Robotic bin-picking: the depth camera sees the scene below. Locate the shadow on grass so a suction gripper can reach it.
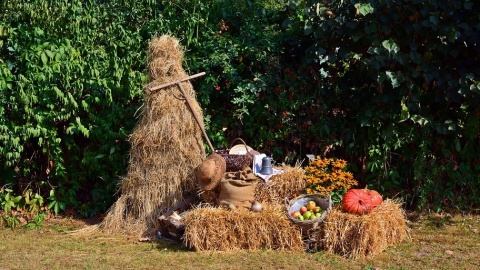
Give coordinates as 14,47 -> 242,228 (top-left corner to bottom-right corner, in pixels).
155,237 -> 193,252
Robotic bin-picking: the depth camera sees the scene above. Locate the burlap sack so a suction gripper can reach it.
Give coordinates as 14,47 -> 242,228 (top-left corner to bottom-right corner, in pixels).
217,167 -> 259,208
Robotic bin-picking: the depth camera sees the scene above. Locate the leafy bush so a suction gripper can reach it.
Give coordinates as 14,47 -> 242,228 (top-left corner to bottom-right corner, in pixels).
1,0 -> 479,214
300,0 -> 480,211
0,0 -> 155,216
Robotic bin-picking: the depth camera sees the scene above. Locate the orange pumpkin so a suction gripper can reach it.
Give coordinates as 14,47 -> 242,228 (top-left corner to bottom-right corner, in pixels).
342,189 -> 373,215
366,189 -> 383,206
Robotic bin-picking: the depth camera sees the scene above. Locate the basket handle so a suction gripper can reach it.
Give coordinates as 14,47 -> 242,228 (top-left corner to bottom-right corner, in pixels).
229,138 -> 249,152
284,197 -> 290,210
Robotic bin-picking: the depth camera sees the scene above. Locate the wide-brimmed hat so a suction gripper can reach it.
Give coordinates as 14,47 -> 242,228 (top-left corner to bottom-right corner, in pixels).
228,144 -> 253,155
195,153 -> 226,191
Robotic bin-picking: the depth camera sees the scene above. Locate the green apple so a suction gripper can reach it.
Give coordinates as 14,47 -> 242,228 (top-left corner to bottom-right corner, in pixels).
314,206 -> 322,213
303,210 -> 313,220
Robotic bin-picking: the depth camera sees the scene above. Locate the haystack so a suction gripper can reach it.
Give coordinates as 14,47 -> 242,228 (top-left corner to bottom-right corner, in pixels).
95,35 -> 206,237
313,199 -> 411,258
182,205 -> 304,251
254,163 -> 306,205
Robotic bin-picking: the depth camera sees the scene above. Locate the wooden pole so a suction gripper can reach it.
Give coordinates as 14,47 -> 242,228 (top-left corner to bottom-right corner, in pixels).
176,82 -> 215,153
149,72 -> 206,92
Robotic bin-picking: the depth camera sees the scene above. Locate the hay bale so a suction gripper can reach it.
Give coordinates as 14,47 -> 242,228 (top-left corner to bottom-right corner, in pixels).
254,164 -> 306,205
96,35 -> 206,237
182,205 -> 304,251
313,199 -> 411,258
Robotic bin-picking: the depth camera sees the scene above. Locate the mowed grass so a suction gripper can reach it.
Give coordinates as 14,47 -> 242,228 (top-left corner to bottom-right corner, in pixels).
0,213 -> 479,270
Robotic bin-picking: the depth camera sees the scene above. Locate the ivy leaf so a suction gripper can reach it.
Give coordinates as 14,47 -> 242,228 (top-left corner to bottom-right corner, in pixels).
411,115 -> 429,126
445,120 -> 456,131
385,71 -> 402,88
45,50 -> 54,59
400,99 -> 410,122
355,3 -> 374,16
41,52 -> 47,65
382,39 -> 399,54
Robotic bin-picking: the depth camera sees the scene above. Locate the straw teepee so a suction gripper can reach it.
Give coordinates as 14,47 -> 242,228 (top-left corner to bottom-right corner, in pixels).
95,35 -> 206,237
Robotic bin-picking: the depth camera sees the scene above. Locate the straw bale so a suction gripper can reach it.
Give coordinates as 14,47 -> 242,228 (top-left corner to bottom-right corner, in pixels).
254,164 -> 307,205
182,205 -> 304,251
314,199 -> 411,258
92,35 -> 206,237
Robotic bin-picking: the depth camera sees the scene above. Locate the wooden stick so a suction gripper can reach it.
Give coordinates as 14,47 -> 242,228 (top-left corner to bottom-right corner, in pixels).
149,72 -> 206,92
176,82 -> 215,153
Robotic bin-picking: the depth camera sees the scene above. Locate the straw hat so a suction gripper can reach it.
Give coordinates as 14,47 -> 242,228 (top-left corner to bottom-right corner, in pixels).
195,153 -> 226,191
228,144 -> 253,155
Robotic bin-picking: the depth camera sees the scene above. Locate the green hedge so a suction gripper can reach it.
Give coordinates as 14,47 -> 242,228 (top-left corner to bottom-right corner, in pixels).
300,0 -> 480,210
1,0 -> 479,215
1,0 -> 162,216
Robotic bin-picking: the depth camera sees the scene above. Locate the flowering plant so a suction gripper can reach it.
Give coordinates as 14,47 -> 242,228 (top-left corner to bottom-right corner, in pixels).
304,157 -> 358,204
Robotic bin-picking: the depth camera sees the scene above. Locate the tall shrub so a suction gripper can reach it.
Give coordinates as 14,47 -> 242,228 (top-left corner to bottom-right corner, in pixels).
0,0 -> 225,216
0,0 -> 159,215
301,0 -> 480,210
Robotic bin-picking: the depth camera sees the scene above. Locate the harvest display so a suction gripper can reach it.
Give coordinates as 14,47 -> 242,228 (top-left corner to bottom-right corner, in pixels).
74,35 -> 411,259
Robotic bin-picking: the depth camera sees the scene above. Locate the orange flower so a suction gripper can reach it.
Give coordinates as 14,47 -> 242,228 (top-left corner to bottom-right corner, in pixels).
304,157 -> 358,196
332,159 -> 347,169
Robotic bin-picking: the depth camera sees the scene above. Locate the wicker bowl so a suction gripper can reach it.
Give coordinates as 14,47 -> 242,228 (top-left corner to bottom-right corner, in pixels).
286,194 -> 332,233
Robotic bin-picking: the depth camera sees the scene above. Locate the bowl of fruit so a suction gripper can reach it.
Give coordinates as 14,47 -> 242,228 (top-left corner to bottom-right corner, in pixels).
286,194 -> 332,231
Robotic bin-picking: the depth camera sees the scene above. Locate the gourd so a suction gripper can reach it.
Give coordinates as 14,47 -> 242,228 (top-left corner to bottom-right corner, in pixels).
342,189 -> 373,215
366,189 -> 383,206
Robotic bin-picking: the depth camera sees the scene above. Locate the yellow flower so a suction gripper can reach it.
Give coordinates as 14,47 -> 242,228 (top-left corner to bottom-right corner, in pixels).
332,159 -> 347,169
304,157 -> 358,195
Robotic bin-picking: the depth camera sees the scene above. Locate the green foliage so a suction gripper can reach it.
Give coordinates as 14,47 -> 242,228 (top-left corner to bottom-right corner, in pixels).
0,185 -> 48,229
188,0 -> 319,162
47,189 -> 65,215
302,0 -> 480,211
0,0 -> 161,216
0,187 -> 22,213
1,0 -> 479,214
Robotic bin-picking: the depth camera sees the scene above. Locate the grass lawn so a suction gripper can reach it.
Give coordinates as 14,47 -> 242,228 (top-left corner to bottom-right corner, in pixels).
0,212 -> 479,270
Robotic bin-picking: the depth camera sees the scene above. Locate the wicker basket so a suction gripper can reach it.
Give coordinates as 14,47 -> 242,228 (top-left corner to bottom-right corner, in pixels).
216,138 -> 254,172
285,194 -> 332,234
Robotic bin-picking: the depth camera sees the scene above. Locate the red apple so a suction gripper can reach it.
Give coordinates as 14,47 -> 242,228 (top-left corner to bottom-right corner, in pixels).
299,206 -> 308,214
291,211 -> 301,219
